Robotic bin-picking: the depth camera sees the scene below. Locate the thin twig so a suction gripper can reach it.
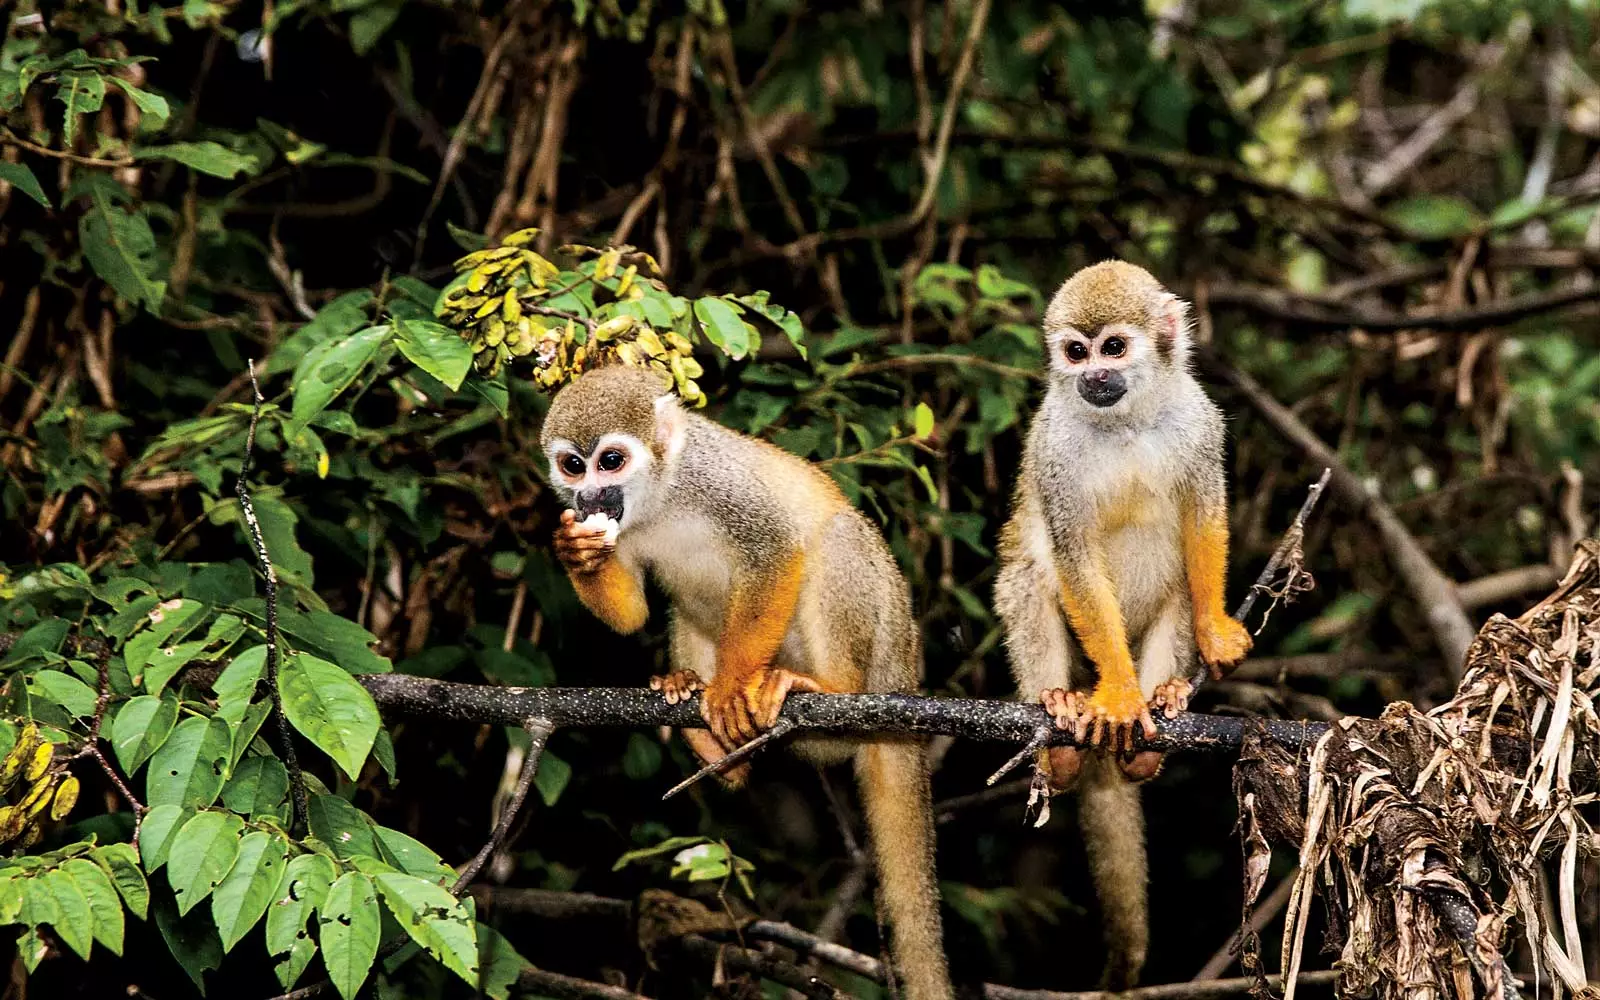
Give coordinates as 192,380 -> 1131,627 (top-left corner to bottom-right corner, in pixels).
660,717 -> 796,800
451,717 -> 553,895
236,360 -> 309,832
1232,469 -> 1332,625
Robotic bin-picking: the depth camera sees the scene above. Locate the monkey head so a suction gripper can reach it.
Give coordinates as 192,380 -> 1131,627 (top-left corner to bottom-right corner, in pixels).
539,365 -> 686,532
1042,260 -> 1194,424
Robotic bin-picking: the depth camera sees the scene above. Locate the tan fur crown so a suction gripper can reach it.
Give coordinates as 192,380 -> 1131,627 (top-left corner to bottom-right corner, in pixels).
1043,260 -> 1170,332
539,363 -> 674,453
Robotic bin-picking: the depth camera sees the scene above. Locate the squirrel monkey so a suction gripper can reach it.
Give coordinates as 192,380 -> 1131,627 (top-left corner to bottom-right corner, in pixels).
994,260 -> 1252,988
540,365 -> 952,1000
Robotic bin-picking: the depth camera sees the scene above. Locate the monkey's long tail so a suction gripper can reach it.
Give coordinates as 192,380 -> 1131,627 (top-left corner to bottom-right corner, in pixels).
1078,754 -> 1149,989
855,739 -> 953,1000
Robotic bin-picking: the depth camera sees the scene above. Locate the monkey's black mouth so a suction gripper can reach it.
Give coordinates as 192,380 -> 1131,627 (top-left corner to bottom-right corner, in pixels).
574,486 -> 625,522
1077,371 -> 1128,408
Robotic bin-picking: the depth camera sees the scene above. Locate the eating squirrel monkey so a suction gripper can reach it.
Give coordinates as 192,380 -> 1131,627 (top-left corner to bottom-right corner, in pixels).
994,260 -> 1252,988
540,365 -> 952,1000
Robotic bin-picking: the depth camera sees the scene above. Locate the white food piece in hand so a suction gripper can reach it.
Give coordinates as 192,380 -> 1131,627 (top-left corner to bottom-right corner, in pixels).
580,512 -> 620,544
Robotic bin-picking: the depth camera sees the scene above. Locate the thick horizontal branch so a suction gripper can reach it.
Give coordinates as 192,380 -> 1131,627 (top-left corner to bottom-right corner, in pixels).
1205,280 -> 1600,333
360,675 -> 1326,754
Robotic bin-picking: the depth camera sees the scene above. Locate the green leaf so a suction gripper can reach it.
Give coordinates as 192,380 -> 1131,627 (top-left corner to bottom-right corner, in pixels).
280,652 -> 380,781
373,872 -> 479,985
974,263 -> 1037,301
275,936 -> 318,991
91,843 -> 149,919
40,868 -> 93,959
62,858 -> 124,956
138,804 -> 192,873
108,78 -> 170,124
124,597 -> 205,684
372,826 -> 452,882
476,923 -> 532,1000
112,694 -> 179,775
211,831 -> 290,952
266,853 -> 336,956
133,141 -> 260,179
213,645 -> 266,725
147,715 -> 232,810
307,794 -> 381,860
26,669 -> 97,717
533,750 -> 571,806
465,368 -> 509,416
913,402 -> 935,440
694,297 -> 754,359
394,319 -> 473,391
319,872 -> 381,1000
221,755 -> 290,822
154,895 -> 223,995
1388,194 -> 1484,240
289,325 -> 392,436
0,162 -> 50,209
167,810 -> 244,915
621,732 -> 662,781
349,0 -> 402,54
55,71 -> 106,144
78,178 -> 166,312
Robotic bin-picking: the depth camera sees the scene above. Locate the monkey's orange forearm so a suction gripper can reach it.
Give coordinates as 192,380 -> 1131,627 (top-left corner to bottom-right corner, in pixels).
715,551 -> 806,684
1181,503 -> 1231,627
1057,565 -> 1139,695
569,559 -> 649,635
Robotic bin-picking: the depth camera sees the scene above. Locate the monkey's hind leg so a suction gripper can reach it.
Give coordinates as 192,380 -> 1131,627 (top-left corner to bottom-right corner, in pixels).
1119,595 -> 1190,784
668,618 -> 750,789
995,534 -> 1083,791
855,739 -> 952,1000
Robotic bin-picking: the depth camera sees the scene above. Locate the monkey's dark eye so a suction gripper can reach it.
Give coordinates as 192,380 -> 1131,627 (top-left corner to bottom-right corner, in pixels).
597,449 -> 626,472
560,454 -> 585,477
1065,341 -> 1089,362
1101,337 -> 1126,358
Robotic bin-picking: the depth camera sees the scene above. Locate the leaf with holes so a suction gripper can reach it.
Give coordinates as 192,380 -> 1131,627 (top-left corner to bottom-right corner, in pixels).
266,853 -> 335,958
91,843 -> 148,919
373,872 -> 479,985
55,70 -> 106,144
280,652 -> 379,781
147,716 -> 231,810
319,872 -> 381,1000
77,177 -> 166,313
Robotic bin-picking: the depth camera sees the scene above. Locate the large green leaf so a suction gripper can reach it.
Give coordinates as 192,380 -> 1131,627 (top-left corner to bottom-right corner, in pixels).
694,296 -> 754,359
0,163 -> 50,209
265,853 -> 335,957
154,896 -> 223,995
211,831 -> 290,952
77,177 -> 166,312
213,645 -> 266,726
289,325 -> 392,437
112,694 -> 179,774
138,804 -> 192,873
26,669 -> 97,717
167,810 -> 244,915
55,70 -> 106,144
91,843 -> 149,919
319,872 -> 381,1000
476,923 -> 533,1000
107,77 -> 170,124
394,319 -> 472,391
1388,194 -> 1484,240
373,873 -> 479,985
221,756 -> 289,822
40,868 -> 93,959
61,858 -> 124,956
133,142 -> 261,179
307,793 -> 380,860
146,716 -> 232,810
280,652 -> 380,781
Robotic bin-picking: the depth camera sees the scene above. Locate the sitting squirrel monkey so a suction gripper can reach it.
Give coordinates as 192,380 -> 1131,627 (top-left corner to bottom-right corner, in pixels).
541,365 -> 952,1000
994,260 -> 1252,988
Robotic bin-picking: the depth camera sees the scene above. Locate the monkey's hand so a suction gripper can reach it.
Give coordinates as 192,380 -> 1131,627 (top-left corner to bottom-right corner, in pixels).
701,667 -> 826,748
1149,676 -> 1192,720
649,670 -> 704,705
1196,615 -> 1252,680
554,509 -> 615,575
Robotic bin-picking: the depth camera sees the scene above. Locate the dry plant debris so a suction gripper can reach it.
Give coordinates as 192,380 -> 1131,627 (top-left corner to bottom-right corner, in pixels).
1236,541 -> 1600,1000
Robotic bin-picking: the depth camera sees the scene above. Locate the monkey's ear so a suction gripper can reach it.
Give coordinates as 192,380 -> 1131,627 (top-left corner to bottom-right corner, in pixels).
1154,291 -> 1194,358
653,393 -> 687,462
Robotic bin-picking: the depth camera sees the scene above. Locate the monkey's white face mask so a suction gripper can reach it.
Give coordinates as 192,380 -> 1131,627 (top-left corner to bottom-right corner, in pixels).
543,394 -> 686,535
